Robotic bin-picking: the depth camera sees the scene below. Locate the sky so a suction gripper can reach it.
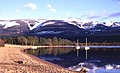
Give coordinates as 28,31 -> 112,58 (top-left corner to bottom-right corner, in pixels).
0,0 -> 120,22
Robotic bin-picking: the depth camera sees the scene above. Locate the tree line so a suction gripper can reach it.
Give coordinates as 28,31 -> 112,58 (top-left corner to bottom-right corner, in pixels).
3,36 -> 75,46
1,36 -> 120,46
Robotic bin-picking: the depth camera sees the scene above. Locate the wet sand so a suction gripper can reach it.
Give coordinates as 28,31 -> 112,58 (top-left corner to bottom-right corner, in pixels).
0,44 -> 84,73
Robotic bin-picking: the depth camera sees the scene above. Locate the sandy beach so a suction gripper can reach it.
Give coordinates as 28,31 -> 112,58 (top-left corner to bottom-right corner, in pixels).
0,44 -> 85,73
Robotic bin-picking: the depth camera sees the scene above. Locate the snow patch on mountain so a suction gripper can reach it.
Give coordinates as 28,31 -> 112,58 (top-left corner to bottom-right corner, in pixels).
42,22 -> 55,26
106,22 -> 119,27
65,17 -> 94,29
0,21 -> 8,25
28,22 -> 40,30
0,20 -> 20,28
4,21 -> 20,29
36,31 -> 63,35
27,19 -> 46,30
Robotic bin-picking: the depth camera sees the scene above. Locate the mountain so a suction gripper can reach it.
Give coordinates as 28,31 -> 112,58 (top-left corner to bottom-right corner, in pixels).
0,20 -> 29,36
0,18 -> 120,42
30,20 -> 86,35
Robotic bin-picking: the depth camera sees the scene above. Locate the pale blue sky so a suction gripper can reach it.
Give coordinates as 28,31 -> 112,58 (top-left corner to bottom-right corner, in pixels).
0,0 -> 120,21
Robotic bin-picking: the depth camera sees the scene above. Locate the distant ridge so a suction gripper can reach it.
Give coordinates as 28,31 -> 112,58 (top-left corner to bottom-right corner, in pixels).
0,18 -> 120,42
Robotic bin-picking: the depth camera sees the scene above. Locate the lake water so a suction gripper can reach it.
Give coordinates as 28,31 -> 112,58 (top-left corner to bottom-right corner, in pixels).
26,47 -> 120,73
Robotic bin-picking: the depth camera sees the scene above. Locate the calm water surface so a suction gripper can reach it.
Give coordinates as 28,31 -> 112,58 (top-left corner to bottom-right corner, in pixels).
27,47 -> 120,73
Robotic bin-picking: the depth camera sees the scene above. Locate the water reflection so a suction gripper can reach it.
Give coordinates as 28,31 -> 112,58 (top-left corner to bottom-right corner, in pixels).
27,47 -> 76,56
26,47 -> 120,73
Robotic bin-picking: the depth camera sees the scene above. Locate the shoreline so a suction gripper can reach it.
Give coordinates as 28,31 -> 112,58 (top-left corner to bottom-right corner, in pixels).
0,44 -> 82,73
20,47 -> 68,69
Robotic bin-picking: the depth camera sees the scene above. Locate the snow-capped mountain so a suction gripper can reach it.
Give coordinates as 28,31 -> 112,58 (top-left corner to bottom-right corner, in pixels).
0,20 -> 29,35
0,18 -> 120,36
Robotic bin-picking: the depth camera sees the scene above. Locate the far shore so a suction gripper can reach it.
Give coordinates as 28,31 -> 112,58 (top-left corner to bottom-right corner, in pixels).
0,44 -> 86,73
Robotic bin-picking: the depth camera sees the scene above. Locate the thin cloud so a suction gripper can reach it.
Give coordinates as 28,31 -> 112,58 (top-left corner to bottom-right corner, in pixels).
109,12 -> 120,17
16,9 -> 22,13
113,0 -> 120,4
85,10 -> 110,20
47,4 -> 56,13
85,11 -> 101,19
88,11 -> 97,16
100,12 -> 120,20
24,3 -> 37,10
113,0 -> 120,1
87,16 -> 101,19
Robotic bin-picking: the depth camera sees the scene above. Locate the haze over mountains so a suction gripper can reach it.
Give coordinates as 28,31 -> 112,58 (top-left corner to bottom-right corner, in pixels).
0,18 -> 120,42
